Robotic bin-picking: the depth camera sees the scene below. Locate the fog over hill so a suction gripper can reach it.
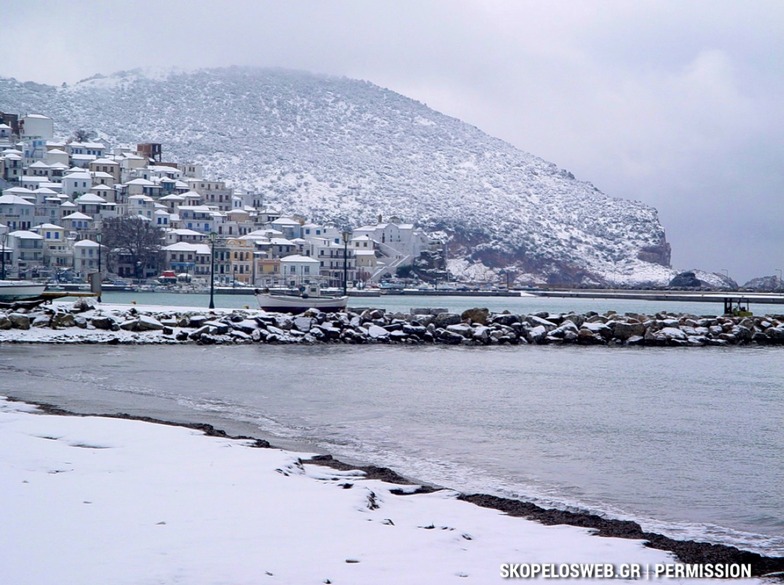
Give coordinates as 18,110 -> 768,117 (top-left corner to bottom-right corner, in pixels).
0,67 -> 675,285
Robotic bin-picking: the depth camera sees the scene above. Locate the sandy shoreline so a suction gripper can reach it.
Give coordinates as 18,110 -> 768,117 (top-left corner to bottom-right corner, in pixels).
6,396 -> 783,581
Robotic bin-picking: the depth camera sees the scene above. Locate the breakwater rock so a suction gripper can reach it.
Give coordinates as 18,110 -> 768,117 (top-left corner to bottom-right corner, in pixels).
1,299 -> 784,347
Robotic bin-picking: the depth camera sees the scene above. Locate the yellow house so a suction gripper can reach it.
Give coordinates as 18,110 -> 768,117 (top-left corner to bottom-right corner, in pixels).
226,237 -> 254,284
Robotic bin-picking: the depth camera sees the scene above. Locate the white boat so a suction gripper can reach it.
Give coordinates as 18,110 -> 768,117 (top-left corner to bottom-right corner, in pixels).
0,280 -> 47,301
255,284 -> 348,313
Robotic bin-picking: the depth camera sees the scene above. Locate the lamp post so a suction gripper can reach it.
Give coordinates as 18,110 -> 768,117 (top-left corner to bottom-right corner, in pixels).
0,232 -> 6,281
342,231 -> 350,296
209,232 -> 216,310
95,232 -> 102,302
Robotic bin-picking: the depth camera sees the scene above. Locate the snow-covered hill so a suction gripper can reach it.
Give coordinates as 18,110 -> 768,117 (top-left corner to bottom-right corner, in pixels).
0,67 -> 674,285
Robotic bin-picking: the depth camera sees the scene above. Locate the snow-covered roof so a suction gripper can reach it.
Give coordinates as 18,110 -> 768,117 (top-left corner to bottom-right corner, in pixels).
170,228 -> 203,236
163,242 -> 210,254
0,194 -> 35,206
28,161 -> 50,168
60,201 -> 77,208
126,178 -> 154,186
46,148 -> 68,155
90,184 -> 113,191
73,239 -> 100,248
9,230 -> 43,239
3,187 -> 35,195
270,238 -> 295,246
62,211 -> 92,220
34,187 -> 58,195
33,223 -> 65,230
24,113 -> 50,120
179,205 -> 211,213
164,242 -> 197,251
160,194 -> 184,201
238,234 -> 269,242
271,217 -> 301,226
92,171 -> 113,179
280,254 -> 319,264
91,158 -> 117,165
63,171 -> 91,180
75,193 -> 107,204
128,194 -> 154,201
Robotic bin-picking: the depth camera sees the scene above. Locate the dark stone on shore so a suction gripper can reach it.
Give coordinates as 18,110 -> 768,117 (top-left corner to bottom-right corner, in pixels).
458,493 -> 784,577
8,313 -> 30,330
461,307 -> 489,325
433,312 -> 461,328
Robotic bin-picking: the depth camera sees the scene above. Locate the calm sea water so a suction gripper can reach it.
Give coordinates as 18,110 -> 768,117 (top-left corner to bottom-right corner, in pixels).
2,343 -> 782,556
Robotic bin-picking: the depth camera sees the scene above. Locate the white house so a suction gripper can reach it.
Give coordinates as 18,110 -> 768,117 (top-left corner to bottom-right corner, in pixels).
179,205 -> 214,233
45,148 -> 70,166
32,223 -> 70,269
279,254 -> 321,286
73,239 -> 102,279
127,194 -> 155,219
0,193 -> 35,231
61,211 -> 93,233
61,171 -> 93,197
163,241 -> 211,277
8,230 -> 44,275
75,192 -> 107,217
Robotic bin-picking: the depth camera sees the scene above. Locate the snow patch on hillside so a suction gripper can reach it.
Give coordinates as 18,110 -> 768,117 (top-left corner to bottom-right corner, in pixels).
0,66 -> 673,285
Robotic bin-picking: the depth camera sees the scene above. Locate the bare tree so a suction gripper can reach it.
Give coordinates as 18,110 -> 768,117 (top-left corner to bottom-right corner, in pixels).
71,128 -> 97,142
101,217 -> 165,278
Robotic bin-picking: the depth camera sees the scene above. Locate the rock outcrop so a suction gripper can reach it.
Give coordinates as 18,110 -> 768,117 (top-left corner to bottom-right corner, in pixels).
1,302 -> 783,347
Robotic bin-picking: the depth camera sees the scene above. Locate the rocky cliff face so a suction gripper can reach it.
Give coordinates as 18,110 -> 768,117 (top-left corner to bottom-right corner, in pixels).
0,67 -> 674,285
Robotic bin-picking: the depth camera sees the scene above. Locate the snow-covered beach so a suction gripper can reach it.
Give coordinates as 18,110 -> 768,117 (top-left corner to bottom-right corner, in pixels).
3,299 -> 783,582
0,396 -> 773,584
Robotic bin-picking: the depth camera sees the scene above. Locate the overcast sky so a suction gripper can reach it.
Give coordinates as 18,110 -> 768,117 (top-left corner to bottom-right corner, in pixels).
4,0 -> 783,282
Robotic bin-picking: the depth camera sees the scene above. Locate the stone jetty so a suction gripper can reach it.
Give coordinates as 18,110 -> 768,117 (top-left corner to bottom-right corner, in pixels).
1,298 -> 784,346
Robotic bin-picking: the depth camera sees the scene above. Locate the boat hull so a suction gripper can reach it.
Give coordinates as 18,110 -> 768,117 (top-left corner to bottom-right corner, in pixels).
256,293 -> 348,313
0,281 -> 47,301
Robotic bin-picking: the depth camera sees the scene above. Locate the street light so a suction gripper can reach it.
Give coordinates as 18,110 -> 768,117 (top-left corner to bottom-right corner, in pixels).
342,230 -> 350,296
0,231 -> 6,281
95,232 -> 102,302
209,232 -> 216,309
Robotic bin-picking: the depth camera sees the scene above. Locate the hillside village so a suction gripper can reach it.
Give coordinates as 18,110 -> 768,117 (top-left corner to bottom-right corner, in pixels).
0,112 -> 435,289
